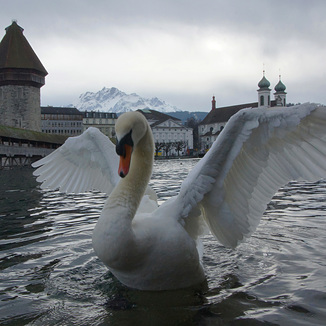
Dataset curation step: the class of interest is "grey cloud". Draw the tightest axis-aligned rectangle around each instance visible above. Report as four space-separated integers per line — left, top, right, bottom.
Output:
2 0 326 109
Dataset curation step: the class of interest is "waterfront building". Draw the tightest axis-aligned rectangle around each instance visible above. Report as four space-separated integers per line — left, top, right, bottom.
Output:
41 106 83 135
83 111 117 138
139 109 193 156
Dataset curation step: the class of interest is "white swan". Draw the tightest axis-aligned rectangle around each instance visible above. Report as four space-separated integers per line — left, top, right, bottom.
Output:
32 103 326 291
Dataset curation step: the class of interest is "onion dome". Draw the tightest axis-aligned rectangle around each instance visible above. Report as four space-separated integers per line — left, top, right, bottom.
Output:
274 77 286 92
258 73 270 89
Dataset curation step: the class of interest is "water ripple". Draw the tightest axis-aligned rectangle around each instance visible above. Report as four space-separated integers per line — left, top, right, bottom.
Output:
1 162 326 325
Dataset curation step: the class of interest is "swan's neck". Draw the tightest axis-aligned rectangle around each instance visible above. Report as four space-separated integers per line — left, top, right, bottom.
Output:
108 126 154 217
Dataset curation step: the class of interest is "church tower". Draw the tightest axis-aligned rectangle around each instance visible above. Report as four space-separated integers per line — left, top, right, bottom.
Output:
0 21 48 131
211 95 216 111
274 75 287 106
257 71 271 109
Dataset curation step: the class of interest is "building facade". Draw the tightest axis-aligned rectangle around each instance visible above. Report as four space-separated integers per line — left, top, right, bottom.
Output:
139 109 193 156
41 106 83 135
199 73 287 151
83 111 117 138
0 21 48 131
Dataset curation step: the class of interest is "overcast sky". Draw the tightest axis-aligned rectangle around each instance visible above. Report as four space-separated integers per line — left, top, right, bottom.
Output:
2 0 326 111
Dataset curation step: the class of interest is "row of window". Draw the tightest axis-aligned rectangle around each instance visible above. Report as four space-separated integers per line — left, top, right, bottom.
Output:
84 112 117 119
42 114 83 121
84 119 116 124
155 133 189 140
42 129 81 135
157 128 189 132
200 124 224 134
42 121 82 127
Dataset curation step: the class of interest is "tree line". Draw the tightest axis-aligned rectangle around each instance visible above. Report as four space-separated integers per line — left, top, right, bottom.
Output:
155 141 188 157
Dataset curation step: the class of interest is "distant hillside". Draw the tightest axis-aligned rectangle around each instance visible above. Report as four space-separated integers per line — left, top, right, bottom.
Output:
167 111 208 124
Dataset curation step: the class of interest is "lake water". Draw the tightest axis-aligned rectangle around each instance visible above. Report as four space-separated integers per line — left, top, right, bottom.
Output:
1 158 326 325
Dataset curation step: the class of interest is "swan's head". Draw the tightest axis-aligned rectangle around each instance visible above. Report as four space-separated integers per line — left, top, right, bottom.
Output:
115 111 149 178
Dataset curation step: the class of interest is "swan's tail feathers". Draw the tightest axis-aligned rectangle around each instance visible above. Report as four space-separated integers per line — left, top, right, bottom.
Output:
32 127 120 195
173 104 326 248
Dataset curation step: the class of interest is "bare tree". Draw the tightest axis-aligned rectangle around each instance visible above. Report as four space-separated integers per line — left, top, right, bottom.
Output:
173 141 187 156
155 142 165 157
185 117 200 151
162 142 174 157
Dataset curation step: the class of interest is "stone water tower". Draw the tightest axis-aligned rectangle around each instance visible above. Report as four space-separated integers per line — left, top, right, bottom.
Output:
0 21 48 131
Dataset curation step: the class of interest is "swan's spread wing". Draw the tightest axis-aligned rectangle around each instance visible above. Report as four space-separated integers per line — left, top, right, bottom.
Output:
32 127 120 194
174 103 326 248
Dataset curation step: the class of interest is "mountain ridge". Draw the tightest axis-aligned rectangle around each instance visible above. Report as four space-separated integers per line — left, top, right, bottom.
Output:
74 87 181 114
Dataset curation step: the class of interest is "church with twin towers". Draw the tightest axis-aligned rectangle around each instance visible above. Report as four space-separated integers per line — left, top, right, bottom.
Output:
198 72 288 151
257 71 287 109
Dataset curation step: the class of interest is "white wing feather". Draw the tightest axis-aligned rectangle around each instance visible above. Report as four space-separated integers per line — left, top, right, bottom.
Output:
171 103 326 248
32 127 120 194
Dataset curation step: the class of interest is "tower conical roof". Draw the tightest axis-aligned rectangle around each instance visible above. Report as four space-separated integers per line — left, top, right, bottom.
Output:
0 21 47 76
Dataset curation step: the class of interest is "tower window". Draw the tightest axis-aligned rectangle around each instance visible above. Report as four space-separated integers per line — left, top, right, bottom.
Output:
260 95 264 106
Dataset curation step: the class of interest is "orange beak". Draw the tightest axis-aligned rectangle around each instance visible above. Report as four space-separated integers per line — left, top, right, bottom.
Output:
118 144 133 178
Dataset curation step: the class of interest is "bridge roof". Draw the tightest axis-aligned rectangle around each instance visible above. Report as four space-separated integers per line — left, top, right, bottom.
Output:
0 124 67 144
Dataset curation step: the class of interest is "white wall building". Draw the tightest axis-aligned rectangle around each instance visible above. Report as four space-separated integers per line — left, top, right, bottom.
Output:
83 111 117 138
139 109 193 156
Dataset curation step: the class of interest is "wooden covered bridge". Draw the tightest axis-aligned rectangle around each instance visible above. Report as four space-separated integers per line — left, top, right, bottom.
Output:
0 125 67 169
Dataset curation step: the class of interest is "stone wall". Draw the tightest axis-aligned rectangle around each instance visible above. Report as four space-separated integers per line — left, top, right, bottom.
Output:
0 85 41 131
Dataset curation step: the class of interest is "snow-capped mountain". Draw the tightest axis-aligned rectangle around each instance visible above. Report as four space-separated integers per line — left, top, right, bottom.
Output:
74 87 180 113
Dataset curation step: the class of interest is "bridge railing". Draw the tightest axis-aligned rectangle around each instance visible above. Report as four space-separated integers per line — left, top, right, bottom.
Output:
0 144 54 157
